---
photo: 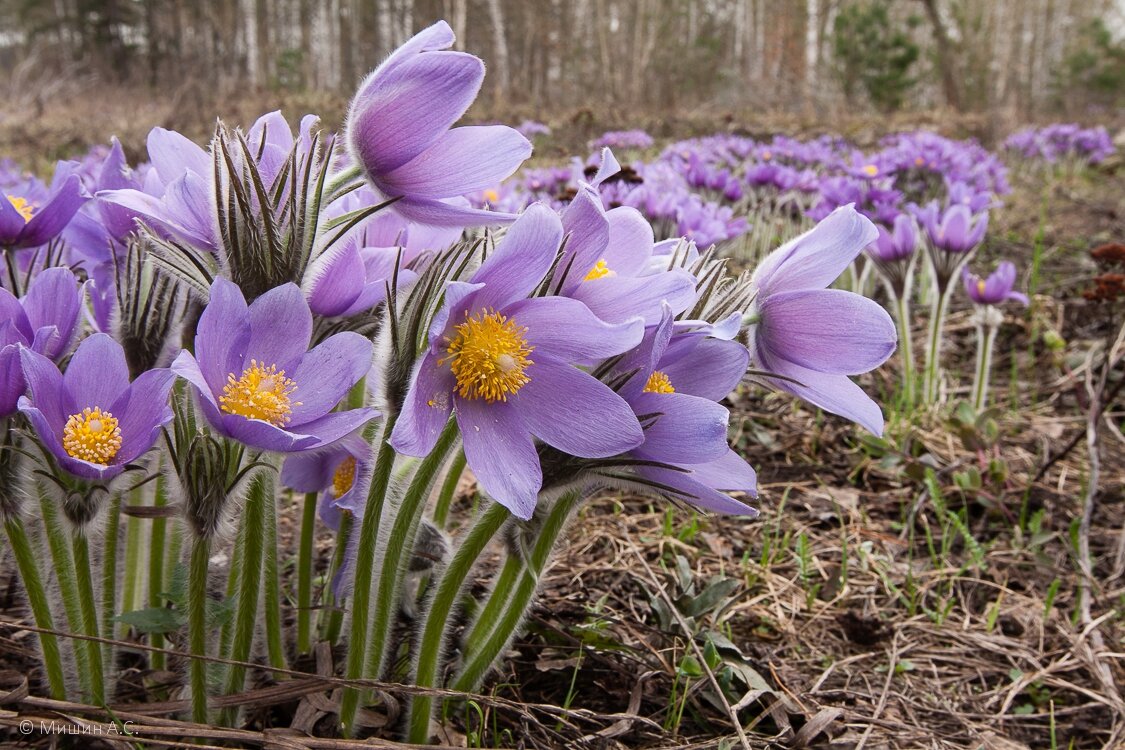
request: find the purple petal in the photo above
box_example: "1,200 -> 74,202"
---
513,356 -> 643,458
23,267 -> 82,360
389,196 -> 518,228
659,338 -> 748,401
288,332 -> 373,423
169,350 -> 224,420
383,126 -> 531,198
220,413 -> 321,452
307,243 -> 366,317
503,296 -> 644,362
61,333 -> 131,412
111,367 -> 175,463
757,350 -> 885,436
195,277 -> 251,395
757,289 -> 896,375
558,187 -> 609,293
17,347 -> 67,430
280,451 -> 337,493
571,269 -> 697,325
456,396 -> 539,520
0,345 -> 24,417
349,52 -> 484,176
602,207 -> 655,277
390,352 -> 456,456
0,192 -> 27,241
19,175 -> 84,248
629,391 -> 729,464
470,203 -> 562,310
247,283 -> 313,373
752,205 -> 877,295
286,408 -> 380,450
147,127 -> 210,183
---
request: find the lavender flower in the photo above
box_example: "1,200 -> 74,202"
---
0,166 -> 84,251
962,261 -> 1028,306
346,21 -> 531,227
18,333 -> 175,481
746,206 -> 897,435
0,267 -> 85,417
390,204 -> 645,519
171,278 -> 378,452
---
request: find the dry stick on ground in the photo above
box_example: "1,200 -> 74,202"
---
629,545 -> 754,750
1075,319 -> 1125,746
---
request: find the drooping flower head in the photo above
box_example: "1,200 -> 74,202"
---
962,261 -> 1028,307
18,334 -> 175,482
345,21 -> 532,227
0,267 -> 85,418
390,203 -> 645,519
171,278 -> 378,452
746,205 -> 897,436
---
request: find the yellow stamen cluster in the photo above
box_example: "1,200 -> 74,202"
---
976,279 -> 987,295
332,456 -> 357,497
862,164 -> 879,177
219,360 -> 299,426
483,188 -> 500,204
584,259 -> 613,281
62,407 -> 122,465
643,371 -> 676,394
7,196 -> 34,223
442,310 -> 534,402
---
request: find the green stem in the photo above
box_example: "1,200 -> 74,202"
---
220,472 -> 267,723
339,413 -> 399,737
261,471 -> 286,673
894,292 -> 915,407
120,485 -> 145,632
296,491 -> 318,655
72,532 -> 106,704
365,423 -> 459,681
187,534 -> 212,725
149,474 -> 168,672
38,489 -> 91,698
320,512 -> 352,646
973,321 -> 998,411
923,285 -> 952,404
452,491 -> 582,695
406,501 -> 511,744
432,449 -> 466,531
4,516 -> 67,700
100,494 -> 121,679
460,551 -> 521,651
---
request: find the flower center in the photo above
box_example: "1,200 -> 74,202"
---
442,310 -> 534,402
976,279 -> 987,295
219,360 -> 299,426
584,259 -> 613,281
332,456 -> 357,497
62,407 -> 122,465
483,188 -> 500,204
7,196 -> 34,223
643,371 -> 675,394
862,164 -> 879,177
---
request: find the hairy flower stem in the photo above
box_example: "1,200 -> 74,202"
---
973,320 -> 999,411
923,284 -> 953,404
3,516 -> 67,700
220,472 -> 269,724
431,449 -> 466,531
187,533 -> 212,724
99,494 -> 121,676
296,492 -> 318,655
37,488 -> 91,698
894,293 -> 916,407
364,424 -> 459,683
261,472 -> 286,674
72,532 -> 106,704
149,474 -> 169,671
406,501 -> 511,744
339,412 -> 399,737
451,490 -> 582,696
119,489 -> 144,633
320,512 -> 352,646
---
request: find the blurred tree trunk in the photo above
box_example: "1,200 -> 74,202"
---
486,0 -> 510,101
918,0 -> 963,111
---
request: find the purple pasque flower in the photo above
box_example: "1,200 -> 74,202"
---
746,205 -> 897,436
0,164 -> 84,251
18,333 -> 175,482
281,432 -> 371,526
171,277 -> 378,453
390,203 -> 645,519
345,21 -> 531,227
0,267 -> 85,418
962,261 -> 1028,306
914,201 -> 988,255
867,213 -> 918,264
552,185 -> 697,325
614,308 -> 758,515
99,126 -> 217,251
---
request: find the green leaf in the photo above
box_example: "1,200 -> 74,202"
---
116,607 -> 183,635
